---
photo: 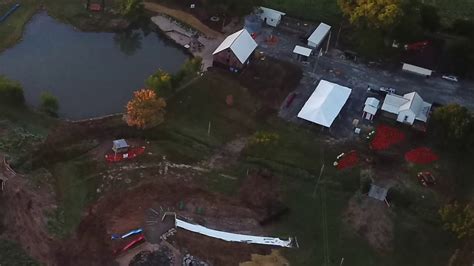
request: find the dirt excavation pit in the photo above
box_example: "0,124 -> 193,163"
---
344,194 -> 394,252
56,177 -> 278,265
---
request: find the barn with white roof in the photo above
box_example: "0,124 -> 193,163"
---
212,29 -> 258,72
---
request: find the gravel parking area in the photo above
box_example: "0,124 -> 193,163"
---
253,24 -> 474,139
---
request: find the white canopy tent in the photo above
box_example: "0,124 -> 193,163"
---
297,80 -> 352,127
293,45 -> 312,57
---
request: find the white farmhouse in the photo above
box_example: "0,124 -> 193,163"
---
381,92 -> 432,125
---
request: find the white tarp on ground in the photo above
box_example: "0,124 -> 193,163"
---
298,80 -> 352,127
293,45 -> 312,57
212,29 -> 258,64
307,23 -> 331,48
176,219 -> 295,248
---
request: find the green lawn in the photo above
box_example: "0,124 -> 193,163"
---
152,71 -> 457,265
0,0 -> 40,52
264,0 -> 341,23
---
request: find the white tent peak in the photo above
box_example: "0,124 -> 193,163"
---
297,80 -> 352,128
212,29 -> 258,64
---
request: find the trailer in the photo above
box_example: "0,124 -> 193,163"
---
402,63 -> 432,77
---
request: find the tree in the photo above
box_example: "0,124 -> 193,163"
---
0,75 -> 24,106
118,0 -> 144,18
337,0 -> 403,29
420,4 -> 441,32
40,92 -> 59,117
430,104 -> 474,151
125,89 -> 166,129
439,202 -> 474,239
114,30 -> 143,56
145,70 -> 173,97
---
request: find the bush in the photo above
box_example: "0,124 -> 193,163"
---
146,69 -> 173,97
0,239 -> 38,265
40,92 -> 59,117
420,4 -> 441,32
0,76 -> 25,106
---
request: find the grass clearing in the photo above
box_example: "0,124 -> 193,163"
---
49,157 -> 102,237
264,0 -> 341,24
0,0 -> 40,52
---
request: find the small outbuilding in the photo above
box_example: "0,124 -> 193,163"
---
297,80 -> 352,128
112,139 -> 130,153
362,97 -> 380,121
258,7 -> 286,27
368,184 -> 389,206
212,29 -> 258,72
293,45 -> 312,61
381,92 -> 432,125
307,23 -> 331,49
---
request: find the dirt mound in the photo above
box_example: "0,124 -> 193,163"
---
174,230 -> 270,266
344,195 -> 393,252
0,175 -> 57,265
56,178 -> 271,265
239,169 -> 289,226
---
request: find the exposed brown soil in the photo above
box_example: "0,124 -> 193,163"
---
0,174 -> 57,265
55,175 -> 273,265
344,194 -> 394,252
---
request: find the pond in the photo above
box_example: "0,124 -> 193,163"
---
0,12 -> 188,119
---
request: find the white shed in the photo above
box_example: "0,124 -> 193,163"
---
307,23 -> 331,49
363,97 -> 380,121
259,7 -> 286,27
297,80 -> 352,128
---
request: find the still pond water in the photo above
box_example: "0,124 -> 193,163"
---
0,12 -> 188,119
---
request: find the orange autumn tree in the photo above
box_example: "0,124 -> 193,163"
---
125,89 -> 166,129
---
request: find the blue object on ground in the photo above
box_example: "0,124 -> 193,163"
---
111,228 -> 143,240
0,4 -> 21,23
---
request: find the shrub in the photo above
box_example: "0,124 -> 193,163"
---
40,92 -> 59,117
0,76 -> 25,106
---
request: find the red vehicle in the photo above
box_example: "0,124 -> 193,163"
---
404,41 -> 430,51
417,171 -> 436,187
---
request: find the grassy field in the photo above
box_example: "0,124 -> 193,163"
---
264,0 -> 341,23
0,0 -> 40,52
144,70 -> 457,265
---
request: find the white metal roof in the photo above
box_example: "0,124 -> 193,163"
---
212,29 -> 258,64
368,184 -> 388,201
308,23 -> 331,47
382,92 -> 432,122
381,94 -> 409,114
293,45 -> 312,57
297,80 -> 352,127
363,97 -> 380,115
259,6 -> 286,20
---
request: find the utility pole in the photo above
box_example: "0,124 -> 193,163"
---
325,30 -> 332,54
335,22 -> 343,48
312,163 -> 325,197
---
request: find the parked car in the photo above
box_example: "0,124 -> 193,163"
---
379,87 -> 396,94
417,171 -> 436,187
441,75 -> 459,82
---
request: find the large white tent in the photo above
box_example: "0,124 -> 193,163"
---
297,80 -> 352,127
